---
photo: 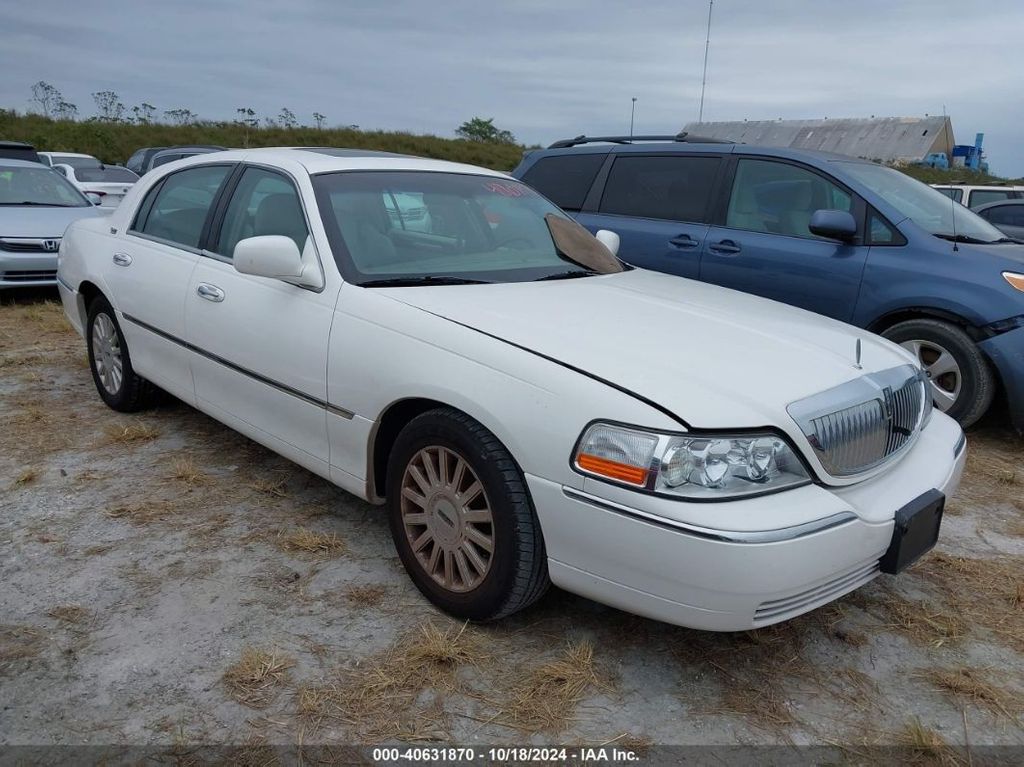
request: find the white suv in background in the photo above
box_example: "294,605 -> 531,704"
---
932,183 -> 1024,208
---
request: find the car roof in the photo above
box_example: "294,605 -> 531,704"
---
167,147 -> 509,178
532,140 -> 873,167
0,140 -> 35,149
973,199 -> 1024,210
0,158 -> 51,168
38,151 -> 95,158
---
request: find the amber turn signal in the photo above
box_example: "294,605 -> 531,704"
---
576,453 -> 648,486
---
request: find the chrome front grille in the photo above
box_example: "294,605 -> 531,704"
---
0,237 -> 61,253
788,365 -> 929,477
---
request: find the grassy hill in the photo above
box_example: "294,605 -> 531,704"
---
0,111 -> 526,171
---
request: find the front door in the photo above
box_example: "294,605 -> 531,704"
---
575,154 -> 722,280
185,165 -> 338,473
699,157 -> 869,323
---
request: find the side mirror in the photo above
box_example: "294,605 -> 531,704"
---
53,163 -> 73,178
84,192 -> 103,206
233,235 -> 304,280
595,229 -> 620,257
809,209 -> 857,242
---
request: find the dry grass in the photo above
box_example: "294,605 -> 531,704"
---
881,597 -> 967,648
298,622 -> 484,738
892,717 -> 962,766
103,422 -> 160,444
926,668 -> 1023,724
496,640 -> 606,733
11,468 -> 39,487
952,429 -> 1024,511
344,584 -> 387,607
105,500 -> 178,525
0,625 -> 46,669
222,648 -> 295,709
275,528 -> 345,559
249,476 -> 288,498
167,455 -> 209,486
47,605 -> 90,625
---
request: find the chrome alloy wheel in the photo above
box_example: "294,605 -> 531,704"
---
400,446 -> 495,593
91,313 -> 124,395
900,338 -> 962,412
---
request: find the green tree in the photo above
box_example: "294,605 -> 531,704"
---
92,90 -> 126,121
278,107 -> 297,129
54,100 -> 78,121
312,111 -> 326,130
131,103 -> 157,124
456,117 -> 516,145
163,108 -> 196,126
30,81 -> 62,117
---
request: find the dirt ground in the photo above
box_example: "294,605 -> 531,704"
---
2,292 -> 1023,759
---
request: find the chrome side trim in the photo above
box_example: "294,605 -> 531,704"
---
954,431 -> 967,457
562,487 -> 858,544
121,312 -> 354,419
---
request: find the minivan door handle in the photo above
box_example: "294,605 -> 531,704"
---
112,252 -> 132,267
196,283 -> 225,303
708,239 -> 742,255
669,234 -> 699,249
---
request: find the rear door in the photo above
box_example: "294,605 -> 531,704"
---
575,153 -> 722,279
185,163 -> 337,473
108,163 -> 234,401
699,156 -> 869,322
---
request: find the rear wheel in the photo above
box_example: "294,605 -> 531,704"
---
882,318 -> 994,428
86,296 -> 158,412
386,407 -> 549,621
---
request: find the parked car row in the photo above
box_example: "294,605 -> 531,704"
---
56,147 -> 967,632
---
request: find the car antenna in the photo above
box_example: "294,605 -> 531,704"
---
944,105 -> 958,252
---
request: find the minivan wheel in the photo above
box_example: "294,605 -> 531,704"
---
882,318 -> 994,428
86,296 -> 158,412
386,407 -> 550,621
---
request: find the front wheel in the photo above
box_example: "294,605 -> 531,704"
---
86,296 -> 158,412
386,407 -> 550,621
882,318 -> 994,428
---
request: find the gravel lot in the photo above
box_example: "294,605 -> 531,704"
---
2,292 -> 1023,758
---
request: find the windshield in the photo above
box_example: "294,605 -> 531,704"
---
313,171 -> 623,284
841,163 -> 1007,243
0,166 -> 89,207
52,155 -> 102,171
75,166 -> 139,183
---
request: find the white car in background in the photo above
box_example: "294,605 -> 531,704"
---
56,149 -> 965,630
38,151 -> 102,171
52,164 -> 139,209
932,183 -> 1024,208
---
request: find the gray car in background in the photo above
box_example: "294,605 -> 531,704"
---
0,159 -> 107,288
972,199 -> 1024,240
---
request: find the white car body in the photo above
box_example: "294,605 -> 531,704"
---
931,183 -> 1024,209
51,164 -> 138,210
56,149 -> 966,631
38,151 -> 101,170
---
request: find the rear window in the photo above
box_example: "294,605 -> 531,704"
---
52,155 -> 102,171
600,155 -> 720,223
519,153 -> 605,211
75,167 -> 139,183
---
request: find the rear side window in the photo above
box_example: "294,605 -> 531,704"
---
934,187 -> 963,203
600,155 -> 720,223
726,159 -> 853,240
969,189 -> 1015,208
983,205 -> 1024,227
133,165 -> 231,249
215,167 -> 308,258
519,153 -> 605,211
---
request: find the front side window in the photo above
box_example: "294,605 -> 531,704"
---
519,153 -> 605,211
867,209 -> 904,245
600,155 -> 720,223
314,172 -> 622,284
726,159 -> 853,239
216,167 -> 308,258
134,165 -> 231,248
841,162 -> 1007,244
0,166 -> 88,207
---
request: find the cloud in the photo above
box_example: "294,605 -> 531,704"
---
2,0 -> 1022,174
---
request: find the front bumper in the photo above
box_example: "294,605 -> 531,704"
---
530,412 -> 966,631
978,325 -> 1024,429
0,251 -> 58,288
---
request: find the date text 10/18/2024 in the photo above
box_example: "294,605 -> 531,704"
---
372,747 -> 641,762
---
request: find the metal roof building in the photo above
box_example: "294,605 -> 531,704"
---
681,116 -> 954,163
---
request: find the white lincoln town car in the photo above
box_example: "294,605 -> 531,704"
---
57,148 -> 966,630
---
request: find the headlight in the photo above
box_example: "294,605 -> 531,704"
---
1003,272 -> 1024,293
573,422 -> 811,500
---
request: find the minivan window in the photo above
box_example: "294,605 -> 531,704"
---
842,163 -> 1007,244
969,189 -> 1016,208
600,155 -> 720,223
935,187 -> 963,204
519,154 -> 605,211
726,159 -> 853,239
314,171 -> 621,284
135,165 -> 231,248
216,167 -> 308,257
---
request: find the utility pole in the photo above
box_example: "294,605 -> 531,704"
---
630,97 -> 637,137
698,0 -> 714,123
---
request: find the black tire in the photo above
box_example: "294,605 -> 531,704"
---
386,407 -> 550,621
86,296 -> 158,412
881,318 -> 994,428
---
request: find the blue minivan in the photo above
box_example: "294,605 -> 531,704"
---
513,135 -> 1024,429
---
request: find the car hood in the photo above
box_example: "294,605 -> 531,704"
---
958,239 -> 1024,266
0,206 -> 105,238
385,268 -> 915,430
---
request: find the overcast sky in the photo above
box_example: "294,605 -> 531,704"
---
4,0 -> 1023,175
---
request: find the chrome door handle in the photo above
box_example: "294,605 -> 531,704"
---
112,252 -> 132,266
196,283 -> 225,302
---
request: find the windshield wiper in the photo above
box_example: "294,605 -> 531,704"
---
534,270 -> 597,281
934,233 -> 999,245
359,276 -> 492,288
0,201 -> 78,207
